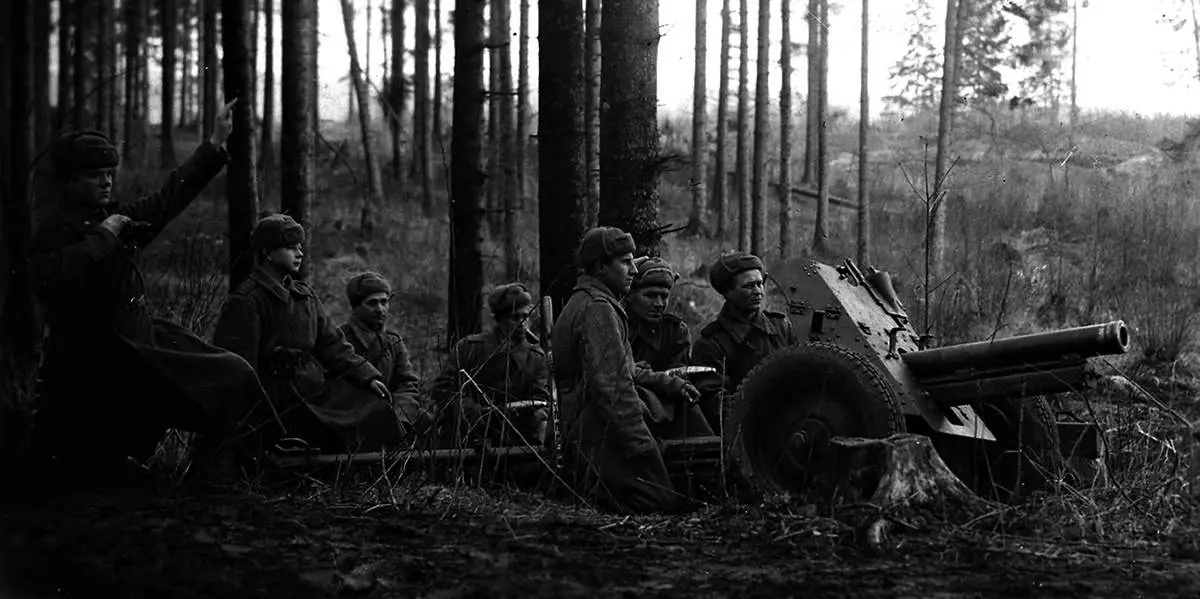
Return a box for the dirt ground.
[3,471,1200,599]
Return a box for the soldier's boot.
[186,434,243,491]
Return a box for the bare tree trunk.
[72,0,87,129]
[583,0,600,228]
[713,0,731,239]
[140,0,150,156]
[599,0,660,252]
[222,0,260,288]
[414,0,433,213]
[340,0,387,236]
[515,0,528,209]
[1191,0,1200,82]
[250,0,258,124]
[803,0,819,185]
[181,0,192,127]
[538,0,585,312]
[280,0,316,278]
[33,0,50,150]
[485,0,500,231]
[161,0,178,168]
[390,0,405,180]
[687,0,707,235]
[750,0,769,255]
[203,0,218,138]
[2,0,39,400]
[932,0,966,278]
[811,0,830,256]
[778,0,792,259]
[449,0,486,343]
[123,0,141,160]
[261,0,275,179]
[498,0,518,278]
[97,0,110,138]
[857,0,870,267]
[1067,0,1078,194]
[57,0,72,131]
[433,0,443,145]
[735,0,750,251]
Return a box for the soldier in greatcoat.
[430,283,552,447]
[625,257,713,440]
[691,251,799,433]
[337,272,434,443]
[211,215,396,454]
[28,100,262,488]
[551,227,685,514]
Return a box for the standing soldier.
[430,283,552,448]
[28,100,261,489]
[626,257,713,440]
[552,227,682,513]
[212,215,396,454]
[338,272,433,443]
[691,251,798,433]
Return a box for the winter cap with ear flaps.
[709,251,764,293]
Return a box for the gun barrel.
[902,320,1129,380]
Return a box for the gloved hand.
[369,379,390,402]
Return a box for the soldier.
[212,214,396,454]
[691,251,799,433]
[430,283,552,447]
[551,226,683,514]
[337,272,434,443]
[27,99,261,488]
[626,257,713,440]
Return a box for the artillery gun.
[270,256,1126,503]
[723,256,1125,501]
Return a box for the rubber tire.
[724,342,905,498]
[940,396,1064,502]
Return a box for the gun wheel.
[725,342,905,497]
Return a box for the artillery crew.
[691,251,798,433]
[212,214,399,454]
[430,282,553,447]
[338,272,434,443]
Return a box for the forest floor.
[4,451,1200,599]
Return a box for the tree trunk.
[498,0,518,278]
[515,0,528,209]
[222,0,260,288]
[433,0,443,145]
[72,0,87,129]
[2,0,39,394]
[932,0,966,279]
[803,0,819,186]
[340,0,387,237]
[537,0,585,312]
[778,0,792,259]
[261,0,275,180]
[57,0,72,131]
[686,0,707,236]
[449,0,486,343]
[485,0,500,231]
[414,0,433,213]
[713,0,731,239]
[583,0,601,228]
[161,0,178,168]
[280,0,316,278]
[857,0,870,267]
[203,0,218,140]
[815,435,985,513]
[734,0,750,251]
[390,0,405,180]
[599,0,660,252]
[749,0,769,255]
[811,0,830,256]
[181,0,192,128]
[249,0,258,124]
[98,0,116,139]
[140,0,150,157]
[123,0,141,161]
[33,0,50,151]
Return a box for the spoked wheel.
[725,342,905,497]
[936,396,1064,502]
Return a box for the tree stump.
[814,433,983,512]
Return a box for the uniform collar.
[249,264,312,302]
[574,274,626,318]
[347,315,387,350]
[716,303,769,344]
[628,313,662,347]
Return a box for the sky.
[300,0,1200,125]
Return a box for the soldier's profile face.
[724,269,765,313]
[627,286,669,323]
[265,244,304,276]
[70,168,115,206]
[597,252,637,296]
[354,292,390,329]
